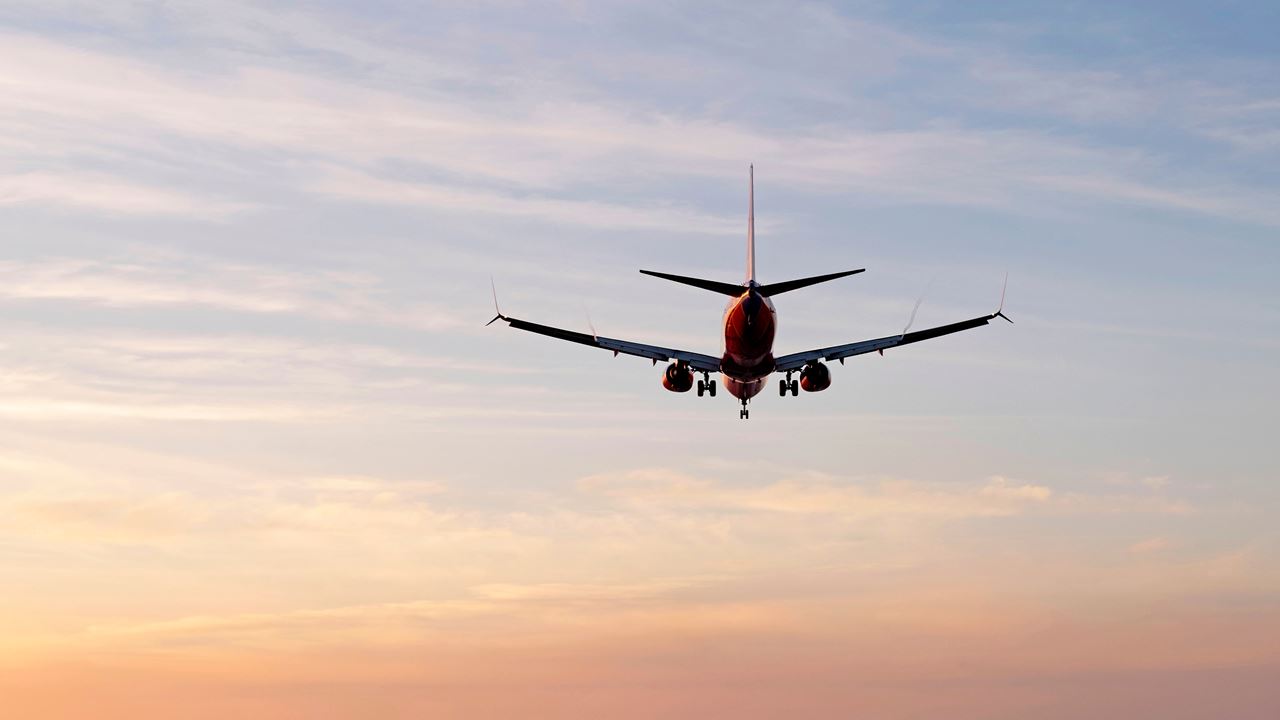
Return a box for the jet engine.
[799,362,831,392]
[662,362,694,392]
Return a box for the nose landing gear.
[739,397,749,420]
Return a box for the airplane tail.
[747,163,755,283]
[639,165,864,297]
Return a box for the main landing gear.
[739,397,749,420]
[696,374,717,397]
[778,372,799,397]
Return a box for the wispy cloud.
[583,469,1052,517]
[470,578,714,603]
[0,255,468,330]
[0,171,251,217]
[0,399,322,422]
[9,493,208,542]
[3,20,1278,228]
[309,167,736,234]
[581,468,1195,519]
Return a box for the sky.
[1,1,1278,717]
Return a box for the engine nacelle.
[799,362,831,392]
[662,362,694,393]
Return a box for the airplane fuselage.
[720,284,777,400]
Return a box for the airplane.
[488,165,1011,419]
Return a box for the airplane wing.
[774,309,1011,372]
[490,313,722,373]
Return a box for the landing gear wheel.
[708,380,717,397]
[780,376,800,397]
[696,380,706,397]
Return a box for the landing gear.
[697,375,717,397]
[739,397,749,420]
[778,374,799,397]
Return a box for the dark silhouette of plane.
[490,166,1010,419]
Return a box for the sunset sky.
[1,1,1278,717]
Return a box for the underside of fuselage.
[721,375,767,401]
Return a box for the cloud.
[580,469,1051,518]
[1030,172,1280,227]
[581,469,1200,519]
[1141,475,1171,489]
[0,255,469,330]
[1060,494,1194,515]
[308,167,737,234]
[2,21,1278,228]
[11,330,532,390]
[981,475,1053,501]
[8,493,207,542]
[0,443,1266,718]
[0,322,620,431]
[469,578,714,603]
[0,399,320,422]
[1103,472,1174,489]
[0,171,252,217]
[82,598,493,648]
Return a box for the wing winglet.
[486,276,508,326]
[994,273,1013,323]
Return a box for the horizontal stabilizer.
[757,269,863,297]
[640,268,864,297]
[639,270,745,296]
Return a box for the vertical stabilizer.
[747,164,756,283]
